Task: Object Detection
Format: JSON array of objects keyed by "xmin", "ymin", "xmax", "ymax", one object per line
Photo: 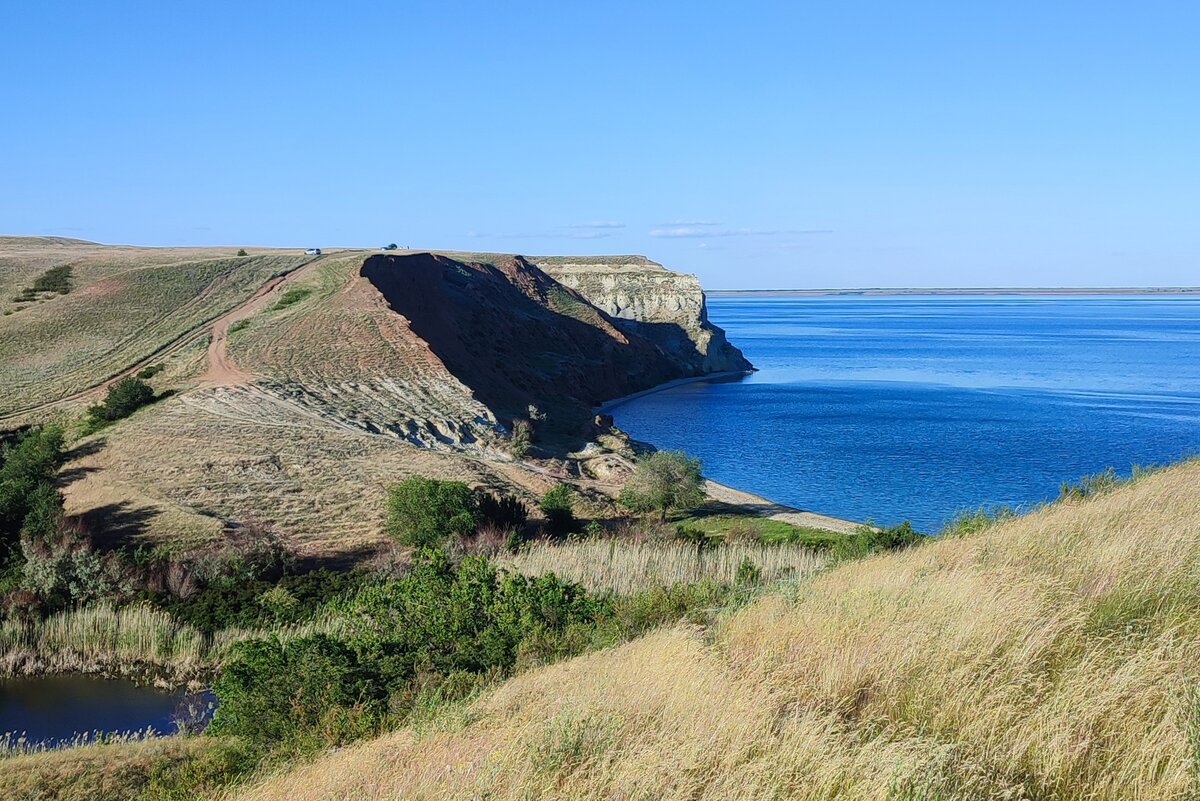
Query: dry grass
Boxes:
[
  {"xmin": 499, "ymin": 538, "xmax": 828, "ymax": 594},
  {"xmin": 0, "ymin": 605, "xmax": 347, "ymax": 681},
  {"xmin": 0, "ymin": 735, "xmax": 221, "ymax": 801},
  {"xmin": 0, "ymin": 237, "xmax": 312, "ymax": 419},
  {"xmin": 232, "ymin": 458, "xmax": 1200, "ymax": 801}
]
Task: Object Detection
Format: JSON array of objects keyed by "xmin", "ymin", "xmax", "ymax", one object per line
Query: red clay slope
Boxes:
[{"xmin": 360, "ymin": 253, "xmax": 697, "ymax": 440}]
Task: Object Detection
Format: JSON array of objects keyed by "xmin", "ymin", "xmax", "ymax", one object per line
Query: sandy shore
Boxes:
[
  {"xmin": 596, "ymin": 370, "xmax": 751, "ymax": 414},
  {"xmin": 705, "ymin": 480, "xmax": 864, "ymax": 534}
]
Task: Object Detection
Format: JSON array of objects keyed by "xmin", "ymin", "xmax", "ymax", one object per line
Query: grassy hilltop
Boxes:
[{"xmin": 219, "ymin": 460, "xmax": 1200, "ymax": 801}]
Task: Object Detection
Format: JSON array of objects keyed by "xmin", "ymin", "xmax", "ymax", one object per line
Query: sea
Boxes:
[{"xmin": 610, "ymin": 294, "xmax": 1200, "ymax": 532}]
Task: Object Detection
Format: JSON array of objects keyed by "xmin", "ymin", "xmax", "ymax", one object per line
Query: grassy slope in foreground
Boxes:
[{"xmin": 234, "ymin": 458, "xmax": 1200, "ymax": 801}]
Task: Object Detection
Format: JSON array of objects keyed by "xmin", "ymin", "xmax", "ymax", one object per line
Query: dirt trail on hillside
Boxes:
[
  {"xmin": 0, "ymin": 255, "xmax": 329, "ymax": 425},
  {"xmin": 200, "ymin": 257, "xmax": 326, "ymax": 385}
]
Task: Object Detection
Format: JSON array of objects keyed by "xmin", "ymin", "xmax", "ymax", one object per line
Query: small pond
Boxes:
[{"xmin": 0, "ymin": 675, "xmax": 214, "ymax": 747}]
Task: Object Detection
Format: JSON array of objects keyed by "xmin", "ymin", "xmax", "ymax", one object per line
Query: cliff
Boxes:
[
  {"xmin": 359, "ymin": 252, "xmax": 705, "ymax": 441},
  {"xmin": 535, "ymin": 255, "xmax": 752, "ymax": 374}
]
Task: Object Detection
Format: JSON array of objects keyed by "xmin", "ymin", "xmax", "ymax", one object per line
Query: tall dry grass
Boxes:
[
  {"xmin": 232, "ymin": 459, "xmax": 1200, "ymax": 801},
  {"xmin": 498, "ymin": 538, "xmax": 828, "ymax": 594},
  {"xmin": 0, "ymin": 605, "xmax": 347, "ymax": 680}
]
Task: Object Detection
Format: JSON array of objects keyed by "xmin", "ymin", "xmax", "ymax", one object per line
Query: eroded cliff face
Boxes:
[
  {"xmin": 535, "ymin": 256, "xmax": 752, "ymax": 374},
  {"xmin": 359, "ymin": 253, "xmax": 703, "ymax": 443}
]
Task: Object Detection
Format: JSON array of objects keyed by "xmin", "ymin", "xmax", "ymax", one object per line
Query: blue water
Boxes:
[{"xmin": 612, "ymin": 295, "xmax": 1200, "ymax": 531}]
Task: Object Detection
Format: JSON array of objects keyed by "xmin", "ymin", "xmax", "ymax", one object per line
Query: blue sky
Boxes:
[{"xmin": 3, "ymin": 2, "xmax": 1197, "ymax": 288}]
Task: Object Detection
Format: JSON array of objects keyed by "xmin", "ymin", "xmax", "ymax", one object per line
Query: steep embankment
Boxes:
[
  {"xmin": 361, "ymin": 253, "xmax": 704, "ymax": 439},
  {"xmin": 235, "ymin": 460, "xmax": 1200, "ymax": 800},
  {"xmin": 536, "ymin": 255, "xmax": 751, "ymax": 374}
]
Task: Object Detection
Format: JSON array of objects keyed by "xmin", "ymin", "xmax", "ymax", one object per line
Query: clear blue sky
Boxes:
[{"xmin": 4, "ymin": 2, "xmax": 1198, "ymax": 288}]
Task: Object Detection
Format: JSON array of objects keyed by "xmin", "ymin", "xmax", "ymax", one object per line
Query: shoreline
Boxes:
[
  {"xmin": 704, "ymin": 480, "xmax": 865, "ymax": 534},
  {"xmin": 596, "ymin": 370, "xmax": 751, "ymax": 414},
  {"xmin": 708, "ymin": 287, "xmax": 1200, "ymax": 297},
  {"xmin": 595, "ymin": 371, "xmax": 864, "ymax": 534}
]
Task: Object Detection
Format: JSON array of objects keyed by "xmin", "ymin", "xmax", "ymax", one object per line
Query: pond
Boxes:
[{"xmin": 0, "ymin": 674, "xmax": 214, "ymax": 748}]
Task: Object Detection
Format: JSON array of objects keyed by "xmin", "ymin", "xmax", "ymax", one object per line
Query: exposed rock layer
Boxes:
[{"xmin": 535, "ymin": 255, "xmax": 752, "ymax": 374}]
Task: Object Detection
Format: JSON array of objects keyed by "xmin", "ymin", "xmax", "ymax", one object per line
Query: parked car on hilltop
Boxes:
[{"xmin": 305, "ymin": 248, "xmax": 321, "ymax": 255}]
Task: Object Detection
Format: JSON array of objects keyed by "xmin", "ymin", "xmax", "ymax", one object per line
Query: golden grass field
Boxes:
[{"xmin": 227, "ymin": 459, "xmax": 1200, "ymax": 801}]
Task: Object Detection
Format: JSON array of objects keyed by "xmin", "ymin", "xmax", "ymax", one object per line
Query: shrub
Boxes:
[
  {"xmin": 272, "ymin": 287, "xmax": 312, "ymax": 310},
  {"xmin": 539, "ymin": 484, "xmax": 576, "ymax": 538},
  {"xmin": 29, "ymin": 265, "xmax": 72, "ymax": 295},
  {"xmin": 619, "ymin": 450, "xmax": 706, "ymax": 523},
  {"xmin": 0, "ymin": 424, "xmax": 65, "ymax": 551},
  {"xmin": 832, "ymin": 521, "xmax": 927, "ymax": 560},
  {"xmin": 136, "ymin": 364, "xmax": 164, "ymax": 380},
  {"xmin": 210, "ymin": 634, "xmax": 385, "ymax": 748},
  {"xmin": 237, "ymin": 248, "xmax": 248, "ymax": 256},
  {"xmin": 510, "ymin": 419, "xmax": 532, "ymax": 458},
  {"xmin": 227, "ymin": 319, "xmax": 250, "ymax": 334},
  {"xmin": 386, "ymin": 477, "xmax": 476, "ymax": 548},
  {"xmin": 87, "ymin": 377, "xmax": 156, "ymax": 426},
  {"xmin": 342, "ymin": 553, "xmax": 603, "ymax": 680},
  {"xmin": 1059, "ymin": 467, "xmax": 1122, "ymax": 501},
  {"xmin": 477, "ymin": 492, "xmax": 529, "ymax": 530}
]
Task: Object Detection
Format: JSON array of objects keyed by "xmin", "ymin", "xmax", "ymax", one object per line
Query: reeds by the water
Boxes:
[
  {"xmin": 498, "ymin": 538, "xmax": 828, "ymax": 594},
  {"xmin": 0, "ymin": 604, "xmax": 347, "ymax": 681}
]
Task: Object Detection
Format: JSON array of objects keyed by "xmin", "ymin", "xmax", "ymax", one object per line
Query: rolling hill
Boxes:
[
  {"xmin": 228, "ymin": 458, "xmax": 1200, "ymax": 800},
  {"xmin": 0, "ymin": 238, "xmax": 750, "ymax": 556}
]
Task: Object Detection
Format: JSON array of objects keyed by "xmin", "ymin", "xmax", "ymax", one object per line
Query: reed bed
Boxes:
[
  {"xmin": 498, "ymin": 538, "xmax": 828, "ymax": 594},
  {"xmin": 0, "ymin": 605, "xmax": 348, "ymax": 680}
]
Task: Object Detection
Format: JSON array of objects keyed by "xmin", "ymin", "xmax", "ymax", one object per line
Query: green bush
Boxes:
[
  {"xmin": 539, "ymin": 483, "xmax": 576, "ymax": 538},
  {"xmin": 30, "ymin": 265, "xmax": 72, "ymax": 295},
  {"xmin": 510, "ymin": 418, "xmax": 533, "ymax": 458},
  {"xmin": 272, "ymin": 287, "xmax": 312, "ymax": 310},
  {"xmin": 86, "ymin": 377, "xmax": 156, "ymax": 427},
  {"xmin": 385, "ymin": 477, "xmax": 477, "ymax": 548},
  {"xmin": 210, "ymin": 634, "xmax": 385, "ymax": 748},
  {"xmin": 0, "ymin": 424, "xmax": 65, "ymax": 552},
  {"xmin": 619, "ymin": 450, "xmax": 706, "ymax": 523},
  {"xmin": 342, "ymin": 553, "xmax": 602, "ymax": 681},
  {"xmin": 832, "ymin": 521, "xmax": 927, "ymax": 560},
  {"xmin": 236, "ymin": 249, "xmax": 248, "ymax": 257},
  {"xmin": 477, "ymin": 491, "xmax": 528, "ymax": 530}
]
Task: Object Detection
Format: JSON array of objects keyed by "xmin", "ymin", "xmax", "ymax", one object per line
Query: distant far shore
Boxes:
[{"xmin": 709, "ymin": 287, "xmax": 1200, "ymax": 297}]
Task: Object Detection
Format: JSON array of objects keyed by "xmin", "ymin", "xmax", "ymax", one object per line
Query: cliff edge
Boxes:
[{"xmin": 535, "ymin": 256, "xmax": 752, "ymax": 374}]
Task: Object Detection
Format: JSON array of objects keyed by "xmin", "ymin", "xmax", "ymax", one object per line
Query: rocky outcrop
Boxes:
[{"xmin": 535, "ymin": 256, "xmax": 752, "ymax": 374}]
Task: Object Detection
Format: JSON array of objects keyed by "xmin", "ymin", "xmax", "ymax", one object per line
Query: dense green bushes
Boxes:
[
  {"xmin": 208, "ymin": 550, "xmax": 733, "ymax": 754},
  {"xmin": 86, "ymin": 377, "xmax": 157, "ymax": 430},
  {"xmin": 0, "ymin": 424, "xmax": 65, "ymax": 553},
  {"xmin": 386, "ymin": 477, "xmax": 477, "ymax": 547},
  {"xmin": 154, "ymin": 569, "xmax": 366, "ymax": 633}
]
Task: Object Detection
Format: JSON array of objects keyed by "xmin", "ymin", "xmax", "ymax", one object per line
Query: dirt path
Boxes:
[
  {"xmin": 0, "ymin": 255, "xmax": 330, "ymax": 425},
  {"xmin": 200, "ymin": 260, "xmax": 319, "ymax": 386}
]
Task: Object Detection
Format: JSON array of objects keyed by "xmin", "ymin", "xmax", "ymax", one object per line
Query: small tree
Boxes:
[
  {"xmin": 539, "ymin": 483, "xmax": 576, "ymax": 538},
  {"xmin": 237, "ymin": 249, "xmax": 248, "ymax": 257},
  {"xmin": 510, "ymin": 419, "xmax": 532, "ymax": 459},
  {"xmin": 619, "ymin": 450, "xmax": 706, "ymax": 523},
  {"xmin": 87, "ymin": 377, "xmax": 155, "ymax": 425},
  {"xmin": 386, "ymin": 477, "xmax": 477, "ymax": 548}
]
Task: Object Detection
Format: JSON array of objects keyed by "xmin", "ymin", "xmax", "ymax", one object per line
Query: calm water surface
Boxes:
[
  {"xmin": 0, "ymin": 675, "xmax": 203, "ymax": 746},
  {"xmin": 613, "ymin": 295, "xmax": 1200, "ymax": 530}
]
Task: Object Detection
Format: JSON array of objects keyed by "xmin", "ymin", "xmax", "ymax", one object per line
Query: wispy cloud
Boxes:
[
  {"xmin": 466, "ymin": 223, "xmax": 623, "ymax": 241},
  {"xmin": 649, "ymin": 224, "xmax": 832, "ymax": 239},
  {"xmin": 566, "ymin": 221, "xmax": 625, "ymax": 230}
]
